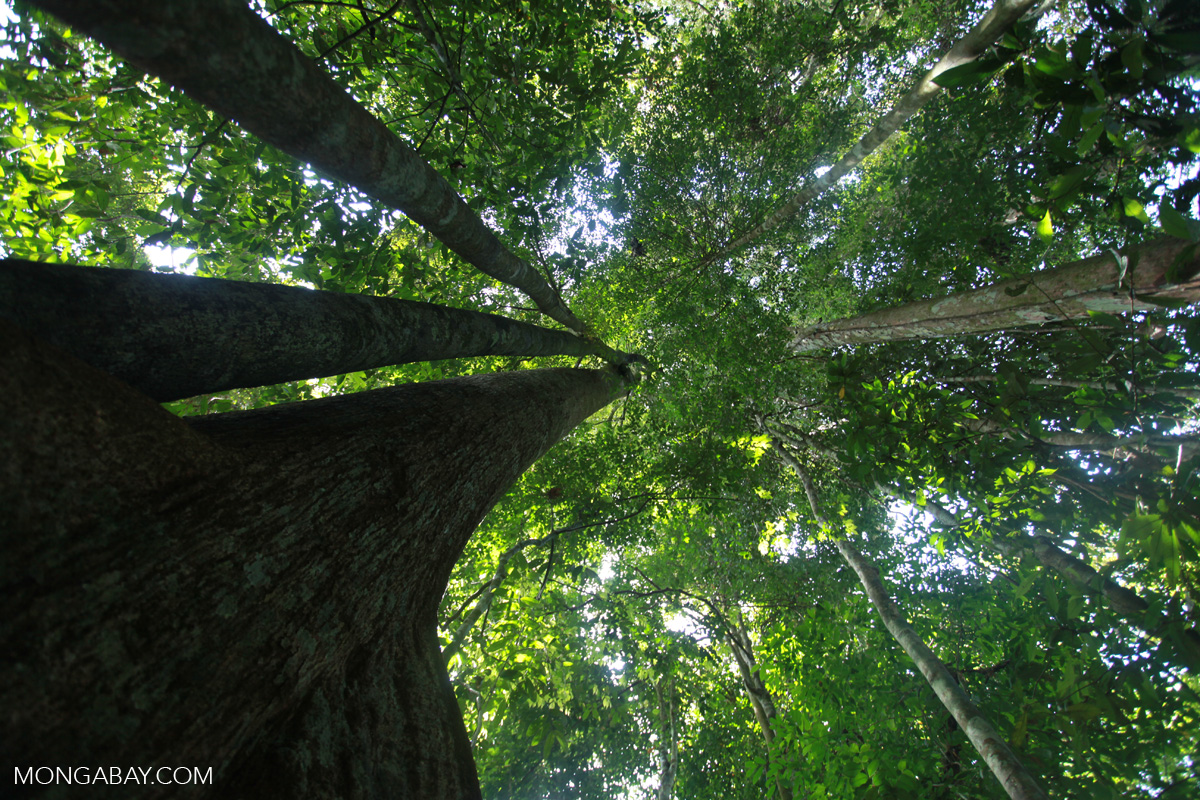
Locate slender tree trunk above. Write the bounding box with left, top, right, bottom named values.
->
left=1, top=260, right=617, bottom=402
left=775, top=444, right=1048, bottom=800
left=990, top=536, right=1200, bottom=669
left=1, top=318, right=628, bottom=797
left=715, top=0, right=1037, bottom=259
left=728, top=621, right=792, bottom=800
left=791, top=238, right=1200, bottom=352
left=655, top=677, right=679, bottom=800
left=30, top=0, right=607, bottom=345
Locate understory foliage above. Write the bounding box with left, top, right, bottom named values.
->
left=4, top=0, right=1200, bottom=797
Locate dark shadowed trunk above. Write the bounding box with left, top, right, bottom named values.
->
left=0, top=260, right=615, bottom=402
left=1, top=318, right=628, bottom=797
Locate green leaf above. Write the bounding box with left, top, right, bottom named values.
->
left=1036, top=210, right=1054, bottom=244
left=1123, top=198, right=1150, bottom=223
left=1048, top=165, right=1094, bottom=200
left=1181, top=128, right=1200, bottom=155
left=1158, top=203, right=1200, bottom=242
left=1164, top=243, right=1199, bottom=284
left=931, top=56, right=1004, bottom=89
left=1086, top=310, right=1125, bottom=328
left=1120, top=40, right=1144, bottom=79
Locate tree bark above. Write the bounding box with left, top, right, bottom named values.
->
left=715, top=0, right=1037, bottom=259
left=29, top=0, right=607, bottom=345
left=791, top=238, right=1200, bottom=351
left=1, top=318, right=628, bottom=797
left=960, top=417, right=1198, bottom=459
left=0, top=259, right=614, bottom=402
left=654, top=677, right=679, bottom=800
left=727, top=621, right=792, bottom=800
left=935, top=373, right=1200, bottom=401
left=775, top=444, right=1048, bottom=800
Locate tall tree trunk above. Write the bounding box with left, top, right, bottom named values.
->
left=714, top=0, right=1037, bottom=259
left=791, top=238, right=1200, bottom=352
left=0, top=259, right=615, bottom=402
left=1, top=318, right=628, bottom=797
left=30, top=0, right=608, bottom=346
left=775, top=444, right=1048, bottom=800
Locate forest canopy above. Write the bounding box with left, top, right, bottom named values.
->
left=2, top=0, right=1200, bottom=797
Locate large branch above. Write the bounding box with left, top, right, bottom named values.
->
left=775, top=443, right=1048, bottom=800
left=993, top=536, right=1200, bottom=669
left=30, top=0, right=615, bottom=351
left=792, top=238, right=1200, bottom=352
left=0, top=260, right=613, bottom=402
left=936, top=373, right=1200, bottom=401
left=714, top=0, right=1037, bottom=259
left=961, top=417, right=1198, bottom=459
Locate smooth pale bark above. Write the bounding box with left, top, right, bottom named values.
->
left=936, top=373, right=1200, bottom=401
left=716, top=0, right=1037, bottom=258
left=1, top=259, right=620, bottom=402
left=775, top=444, right=1048, bottom=800
left=961, top=417, right=1198, bottom=459
left=30, top=0, right=609, bottom=347
left=792, top=238, right=1200, bottom=351
left=728, top=621, right=793, bottom=800
left=902, top=493, right=1200, bottom=670
left=1, top=317, right=628, bottom=797
left=655, top=678, right=679, bottom=800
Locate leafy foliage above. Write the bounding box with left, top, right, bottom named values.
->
left=4, top=0, right=1200, bottom=797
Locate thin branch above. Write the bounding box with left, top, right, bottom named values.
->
left=405, top=0, right=501, bottom=152
left=318, top=0, right=405, bottom=59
